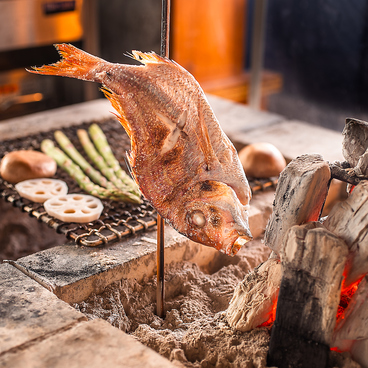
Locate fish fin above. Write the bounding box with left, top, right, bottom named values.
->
left=157, top=101, right=217, bottom=168
left=131, top=51, right=171, bottom=65
left=123, top=152, right=135, bottom=179
left=194, top=100, right=219, bottom=170
left=101, top=87, right=138, bottom=174
left=156, top=110, right=188, bottom=154
left=125, top=151, right=140, bottom=192
left=27, top=44, right=105, bottom=81
left=156, top=103, right=216, bottom=167
left=101, top=87, right=132, bottom=139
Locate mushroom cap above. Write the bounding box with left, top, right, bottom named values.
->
left=0, top=150, right=57, bottom=184
left=238, top=142, right=286, bottom=178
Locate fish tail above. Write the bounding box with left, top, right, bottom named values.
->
left=27, top=44, right=105, bottom=82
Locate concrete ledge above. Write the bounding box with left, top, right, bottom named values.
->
left=0, top=263, right=86, bottom=355
left=0, top=319, right=177, bottom=368
left=0, top=96, right=344, bottom=165
left=0, top=95, right=283, bottom=141
left=11, top=227, right=191, bottom=304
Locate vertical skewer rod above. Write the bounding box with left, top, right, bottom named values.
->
left=160, top=0, right=171, bottom=57
left=249, top=0, right=268, bottom=110
left=156, top=214, right=165, bottom=317
left=156, top=0, right=170, bottom=319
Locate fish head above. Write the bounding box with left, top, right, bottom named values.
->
left=178, top=180, right=252, bottom=256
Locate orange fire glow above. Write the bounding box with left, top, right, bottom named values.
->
left=256, top=273, right=363, bottom=332
left=335, top=275, right=363, bottom=322
left=330, top=274, right=363, bottom=352
left=258, top=297, right=278, bottom=328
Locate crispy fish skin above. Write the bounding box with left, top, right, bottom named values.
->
left=29, top=44, right=252, bottom=255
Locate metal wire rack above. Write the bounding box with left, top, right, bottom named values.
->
left=0, top=118, right=277, bottom=247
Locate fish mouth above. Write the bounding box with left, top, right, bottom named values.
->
left=223, top=228, right=253, bottom=256
left=230, top=235, right=252, bottom=255
left=220, top=207, right=253, bottom=256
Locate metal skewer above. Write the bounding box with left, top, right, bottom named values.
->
left=156, top=213, right=165, bottom=317
left=249, top=0, right=268, bottom=110
left=160, top=0, right=171, bottom=57
left=156, top=0, right=171, bottom=319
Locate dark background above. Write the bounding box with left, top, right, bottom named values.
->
left=2, top=0, right=368, bottom=132
left=262, top=0, right=368, bottom=131
left=99, top=0, right=368, bottom=132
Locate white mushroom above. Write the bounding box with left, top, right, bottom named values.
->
left=238, top=142, right=286, bottom=178
left=0, top=150, right=57, bottom=184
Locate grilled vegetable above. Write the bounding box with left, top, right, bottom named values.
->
left=41, top=139, right=141, bottom=203
left=54, top=130, right=112, bottom=189
left=0, top=150, right=56, bottom=184
left=88, top=123, right=140, bottom=197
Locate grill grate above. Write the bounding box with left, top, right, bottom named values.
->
left=0, top=118, right=277, bottom=247
left=0, top=118, right=158, bottom=247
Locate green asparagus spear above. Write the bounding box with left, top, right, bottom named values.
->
left=54, top=130, right=113, bottom=189
left=41, top=139, right=141, bottom=203
left=77, top=129, right=132, bottom=192
left=88, top=124, right=140, bottom=196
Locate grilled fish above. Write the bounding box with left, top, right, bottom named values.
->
left=29, top=44, right=252, bottom=255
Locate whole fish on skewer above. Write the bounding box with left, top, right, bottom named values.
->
left=28, top=44, right=252, bottom=255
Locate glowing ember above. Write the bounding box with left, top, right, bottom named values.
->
left=258, top=297, right=278, bottom=328
left=256, top=273, right=363, bottom=333
left=330, top=275, right=364, bottom=352
left=336, top=275, right=363, bottom=322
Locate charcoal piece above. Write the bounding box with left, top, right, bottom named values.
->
left=268, top=304, right=330, bottom=368
left=341, top=117, right=368, bottom=178
left=342, top=118, right=368, bottom=168
left=267, top=223, right=348, bottom=368
left=264, top=154, right=331, bottom=254
left=226, top=258, right=281, bottom=331
left=333, top=275, right=368, bottom=350
left=324, top=181, right=368, bottom=287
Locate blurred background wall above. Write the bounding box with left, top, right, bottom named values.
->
left=1, top=0, right=368, bottom=133
left=264, top=0, right=368, bottom=131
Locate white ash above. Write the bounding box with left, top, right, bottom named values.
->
left=74, top=240, right=359, bottom=368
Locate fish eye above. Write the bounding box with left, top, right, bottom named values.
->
left=190, top=211, right=206, bottom=228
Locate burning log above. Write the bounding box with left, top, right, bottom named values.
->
left=264, top=154, right=331, bottom=254
left=268, top=222, right=348, bottom=368
left=226, top=258, right=281, bottom=331
left=332, top=275, right=368, bottom=368
left=324, top=181, right=368, bottom=287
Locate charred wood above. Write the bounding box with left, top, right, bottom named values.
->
left=333, top=275, right=368, bottom=345
left=268, top=223, right=348, bottom=368
left=338, top=117, right=368, bottom=180
left=333, top=275, right=368, bottom=368
left=329, top=162, right=368, bottom=186
left=324, top=181, right=368, bottom=287
left=342, top=118, right=368, bottom=170
left=264, top=154, right=330, bottom=254
left=226, top=258, right=281, bottom=331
